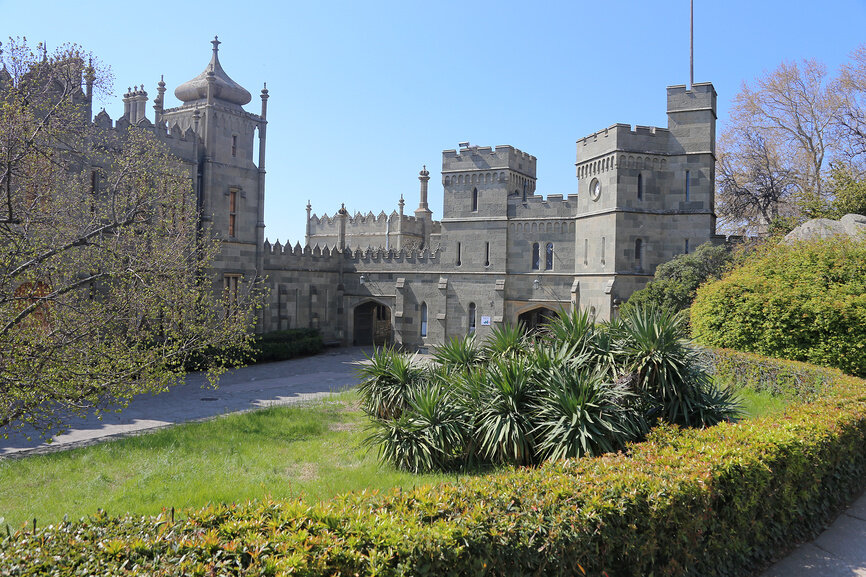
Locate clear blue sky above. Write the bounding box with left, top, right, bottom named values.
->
left=3, top=0, right=865, bottom=243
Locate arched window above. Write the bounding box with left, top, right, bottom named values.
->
left=471, top=187, right=478, bottom=212
left=531, top=242, right=540, bottom=270
left=545, top=242, right=554, bottom=270
left=635, top=238, right=644, bottom=270
left=468, top=302, right=476, bottom=334
left=420, top=303, right=428, bottom=337
left=637, top=172, right=643, bottom=201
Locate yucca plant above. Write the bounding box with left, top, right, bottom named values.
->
left=617, top=305, right=742, bottom=426
left=533, top=365, right=647, bottom=460
left=543, top=308, right=596, bottom=352
left=474, top=357, right=540, bottom=466
left=432, top=334, right=485, bottom=373
left=357, top=345, right=424, bottom=420
left=364, top=414, right=434, bottom=473
left=483, top=322, right=529, bottom=360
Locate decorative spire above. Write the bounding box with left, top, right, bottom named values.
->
left=419, top=164, right=429, bottom=178
left=211, top=35, right=221, bottom=56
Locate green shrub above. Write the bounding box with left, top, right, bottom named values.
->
left=691, top=236, right=866, bottom=377
left=251, top=328, right=324, bottom=363
left=622, top=241, right=734, bottom=314
left=5, top=351, right=866, bottom=576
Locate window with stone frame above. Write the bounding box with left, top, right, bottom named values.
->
left=228, top=188, right=238, bottom=237
left=545, top=242, right=554, bottom=270
left=420, top=302, right=428, bottom=337
left=468, top=302, right=476, bottom=334
left=531, top=242, right=540, bottom=270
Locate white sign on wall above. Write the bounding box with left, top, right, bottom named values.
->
left=480, top=315, right=491, bottom=326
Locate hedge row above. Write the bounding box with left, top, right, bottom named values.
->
left=3, top=350, right=866, bottom=576
left=251, top=329, right=324, bottom=363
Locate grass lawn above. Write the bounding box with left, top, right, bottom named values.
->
left=0, top=391, right=451, bottom=529
left=0, top=380, right=792, bottom=531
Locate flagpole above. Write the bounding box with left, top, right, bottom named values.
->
left=690, top=0, right=694, bottom=88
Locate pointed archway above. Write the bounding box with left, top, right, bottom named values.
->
left=353, top=301, right=393, bottom=346
left=517, top=306, right=557, bottom=334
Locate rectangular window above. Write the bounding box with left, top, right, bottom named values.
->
left=584, top=238, right=588, bottom=266
left=685, top=170, right=690, bottom=202
left=420, top=303, right=428, bottom=338
left=229, top=188, right=238, bottom=237
left=456, top=242, right=462, bottom=266
left=684, top=238, right=690, bottom=254
left=532, top=242, right=540, bottom=270
left=601, top=236, right=606, bottom=266
left=545, top=242, right=554, bottom=271
left=232, top=135, right=238, bottom=158
left=485, top=242, right=490, bottom=267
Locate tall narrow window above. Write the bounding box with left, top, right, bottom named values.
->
left=456, top=242, right=462, bottom=266
left=637, top=172, right=643, bottom=201
left=420, top=303, right=428, bottom=338
left=223, top=274, right=241, bottom=309
left=531, top=242, right=540, bottom=270
left=228, top=188, right=238, bottom=237
left=684, top=238, right=690, bottom=254
left=635, top=238, right=644, bottom=270
left=601, top=236, right=606, bottom=265
left=468, top=303, right=476, bottom=334
left=231, top=135, right=238, bottom=157
left=485, top=242, right=490, bottom=267
left=584, top=238, right=588, bottom=266
left=471, top=187, right=478, bottom=212
left=545, top=242, right=554, bottom=270
left=685, top=170, right=690, bottom=201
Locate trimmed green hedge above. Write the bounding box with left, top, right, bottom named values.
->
left=3, top=351, right=866, bottom=576
left=251, top=328, right=324, bottom=363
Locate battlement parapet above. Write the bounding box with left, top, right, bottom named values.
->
left=442, top=144, right=537, bottom=177
left=577, top=122, right=674, bottom=162
left=262, top=238, right=443, bottom=272
left=666, top=82, right=716, bottom=115
left=508, top=192, right=579, bottom=219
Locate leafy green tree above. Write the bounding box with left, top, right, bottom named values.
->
left=800, top=163, right=866, bottom=219
left=0, top=39, right=256, bottom=436
left=622, top=242, right=734, bottom=314
left=691, top=236, right=866, bottom=378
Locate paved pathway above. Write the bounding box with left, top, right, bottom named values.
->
left=0, top=347, right=371, bottom=457
left=759, top=490, right=866, bottom=577
left=2, top=348, right=864, bottom=576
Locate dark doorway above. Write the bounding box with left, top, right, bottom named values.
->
left=517, top=307, right=557, bottom=334
left=353, top=301, right=392, bottom=346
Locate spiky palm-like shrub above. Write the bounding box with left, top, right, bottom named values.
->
left=483, top=323, right=529, bottom=360
left=365, top=382, right=467, bottom=472
left=357, top=345, right=423, bottom=420
left=475, top=358, right=541, bottom=466
left=533, top=366, right=647, bottom=460
left=432, top=334, right=485, bottom=373
left=543, top=308, right=595, bottom=352
left=617, top=305, right=742, bottom=427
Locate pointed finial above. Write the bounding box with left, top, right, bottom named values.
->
left=211, top=36, right=221, bottom=54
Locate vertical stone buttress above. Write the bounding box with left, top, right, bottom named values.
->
left=256, top=84, right=269, bottom=279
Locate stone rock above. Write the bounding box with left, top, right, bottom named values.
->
left=784, top=214, right=866, bottom=242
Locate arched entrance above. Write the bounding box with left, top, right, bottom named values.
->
left=353, top=301, right=392, bottom=346
left=517, top=307, right=557, bottom=333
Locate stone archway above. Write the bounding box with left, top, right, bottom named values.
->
left=517, top=306, right=558, bottom=334
left=353, top=301, right=392, bottom=346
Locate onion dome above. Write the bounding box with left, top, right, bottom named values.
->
left=174, top=36, right=251, bottom=107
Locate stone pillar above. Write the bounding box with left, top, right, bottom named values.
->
left=337, top=204, right=348, bottom=250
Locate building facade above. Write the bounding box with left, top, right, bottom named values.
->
left=101, top=39, right=721, bottom=348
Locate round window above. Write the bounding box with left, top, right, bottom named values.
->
left=589, top=178, right=602, bottom=201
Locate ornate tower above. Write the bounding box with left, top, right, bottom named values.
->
left=161, top=37, right=268, bottom=285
